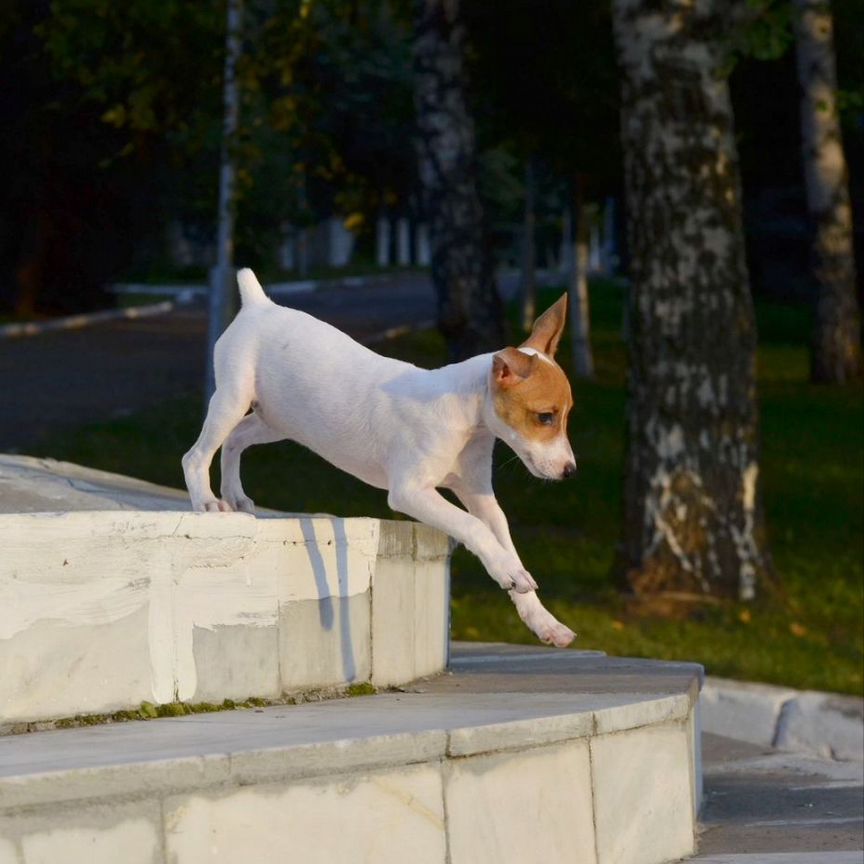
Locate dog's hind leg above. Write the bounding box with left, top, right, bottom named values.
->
left=182, top=383, right=253, bottom=512
left=220, top=411, right=284, bottom=513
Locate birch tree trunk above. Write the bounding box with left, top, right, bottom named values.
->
left=613, top=0, right=772, bottom=599
left=569, top=178, right=595, bottom=379
left=794, top=0, right=862, bottom=383
left=413, top=0, right=507, bottom=359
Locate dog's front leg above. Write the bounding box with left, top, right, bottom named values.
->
left=387, top=485, right=537, bottom=593
left=451, top=485, right=576, bottom=648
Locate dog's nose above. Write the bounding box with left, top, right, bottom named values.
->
left=561, top=462, right=577, bottom=480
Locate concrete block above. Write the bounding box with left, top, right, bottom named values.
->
left=371, top=523, right=449, bottom=687
left=263, top=516, right=379, bottom=603
left=174, top=552, right=280, bottom=703
left=189, top=623, right=281, bottom=703
left=164, top=764, right=446, bottom=864
left=591, top=723, right=694, bottom=864
left=414, top=522, right=451, bottom=561
left=0, top=504, right=447, bottom=723
left=446, top=741, right=597, bottom=864
left=700, top=677, right=797, bottom=747
left=1, top=802, right=163, bottom=864
left=371, top=553, right=418, bottom=687
left=20, top=820, right=161, bottom=864
left=0, top=838, right=17, bottom=864
left=412, top=555, right=450, bottom=678
left=0, top=607, right=153, bottom=722
left=774, top=691, right=864, bottom=761
left=279, top=592, right=371, bottom=688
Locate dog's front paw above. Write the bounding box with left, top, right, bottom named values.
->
left=198, top=499, right=234, bottom=513
left=489, top=554, right=538, bottom=593
left=226, top=494, right=255, bottom=514
left=537, top=620, right=577, bottom=648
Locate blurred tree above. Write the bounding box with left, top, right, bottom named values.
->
left=33, top=0, right=418, bottom=278
left=465, top=0, right=620, bottom=368
left=0, top=0, right=146, bottom=315
left=413, top=0, right=507, bottom=358
left=793, top=0, right=862, bottom=383
left=612, top=0, right=772, bottom=600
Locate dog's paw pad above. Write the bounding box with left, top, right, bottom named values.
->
left=204, top=499, right=234, bottom=513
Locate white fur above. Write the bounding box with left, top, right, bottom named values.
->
left=182, top=269, right=576, bottom=647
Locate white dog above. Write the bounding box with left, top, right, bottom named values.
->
left=183, top=269, right=577, bottom=647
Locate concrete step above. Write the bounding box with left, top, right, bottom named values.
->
left=0, top=647, right=703, bottom=864
left=0, top=455, right=452, bottom=725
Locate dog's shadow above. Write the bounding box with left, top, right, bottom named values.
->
left=299, top=517, right=357, bottom=683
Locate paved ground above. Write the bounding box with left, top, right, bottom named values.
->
left=693, top=732, right=863, bottom=861
left=0, top=272, right=440, bottom=452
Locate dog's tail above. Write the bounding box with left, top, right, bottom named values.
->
left=237, top=268, right=269, bottom=306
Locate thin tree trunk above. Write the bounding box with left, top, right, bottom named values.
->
left=569, top=177, right=594, bottom=379
left=520, top=158, right=537, bottom=331
left=612, top=0, right=772, bottom=600
left=205, top=0, right=242, bottom=401
left=794, top=0, right=862, bottom=383
left=413, top=0, right=507, bottom=359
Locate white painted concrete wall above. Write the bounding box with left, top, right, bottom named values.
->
left=0, top=708, right=697, bottom=864
left=0, top=512, right=450, bottom=724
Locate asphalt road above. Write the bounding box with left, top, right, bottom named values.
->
left=695, top=733, right=864, bottom=861
left=0, top=273, right=440, bottom=453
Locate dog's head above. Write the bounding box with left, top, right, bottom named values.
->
left=486, top=294, right=577, bottom=481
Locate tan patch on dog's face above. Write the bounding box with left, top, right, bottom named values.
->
left=491, top=349, right=573, bottom=442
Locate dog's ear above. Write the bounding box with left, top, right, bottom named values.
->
left=521, top=293, right=568, bottom=356
left=492, top=347, right=535, bottom=388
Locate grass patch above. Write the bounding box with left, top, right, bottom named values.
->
left=34, top=284, right=863, bottom=694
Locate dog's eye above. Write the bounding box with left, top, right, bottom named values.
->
left=537, top=412, right=555, bottom=426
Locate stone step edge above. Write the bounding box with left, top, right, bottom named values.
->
left=1, top=691, right=693, bottom=812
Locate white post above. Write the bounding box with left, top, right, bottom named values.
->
left=416, top=223, right=431, bottom=266
left=205, top=0, right=242, bottom=401
left=397, top=217, right=411, bottom=266
left=376, top=213, right=390, bottom=267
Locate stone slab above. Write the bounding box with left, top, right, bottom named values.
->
left=445, top=741, right=597, bottom=864
left=0, top=648, right=702, bottom=864
left=591, top=722, right=696, bottom=864
left=0, top=509, right=449, bottom=723
left=163, top=763, right=446, bottom=864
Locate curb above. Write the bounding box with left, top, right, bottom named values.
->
left=110, top=270, right=423, bottom=299
left=0, top=301, right=174, bottom=341
left=700, top=676, right=863, bottom=761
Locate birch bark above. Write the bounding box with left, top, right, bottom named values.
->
left=613, top=0, right=772, bottom=598
left=413, top=0, right=506, bottom=359
left=794, top=0, right=862, bottom=383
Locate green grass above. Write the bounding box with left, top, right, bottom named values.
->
left=33, top=284, right=864, bottom=694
